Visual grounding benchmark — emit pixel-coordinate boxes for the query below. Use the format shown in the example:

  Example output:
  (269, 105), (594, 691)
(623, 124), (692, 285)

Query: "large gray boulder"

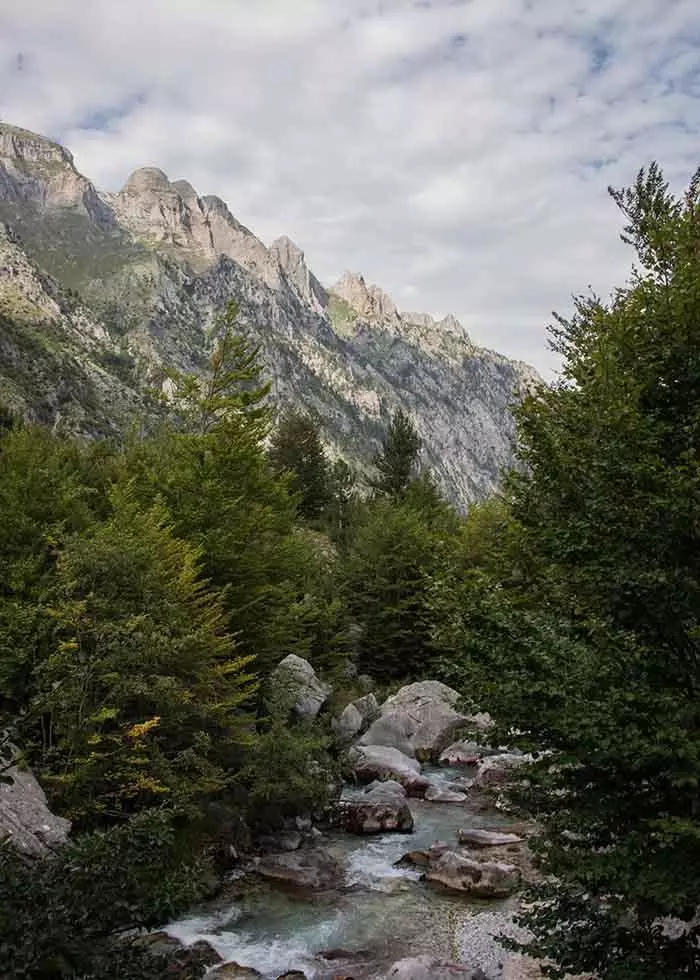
(269, 654), (330, 720)
(426, 850), (521, 898)
(363, 779), (407, 803)
(332, 692), (379, 742)
(385, 955), (478, 979)
(0, 746), (71, 857)
(346, 744), (431, 796)
(255, 846), (346, 890)
(330, 799), (413, 834)
(360, 681), (467, 760)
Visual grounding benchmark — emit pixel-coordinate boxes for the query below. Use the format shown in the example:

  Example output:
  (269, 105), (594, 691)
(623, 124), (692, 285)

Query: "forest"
(0, 166), (698, 980)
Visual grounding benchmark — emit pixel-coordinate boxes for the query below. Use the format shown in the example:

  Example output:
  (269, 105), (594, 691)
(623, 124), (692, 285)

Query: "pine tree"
(371, 408), (422, 499)
(268, 407), (332, 519)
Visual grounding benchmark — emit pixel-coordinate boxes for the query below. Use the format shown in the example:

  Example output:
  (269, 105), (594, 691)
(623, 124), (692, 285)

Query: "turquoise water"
(167, 768), (514, 978)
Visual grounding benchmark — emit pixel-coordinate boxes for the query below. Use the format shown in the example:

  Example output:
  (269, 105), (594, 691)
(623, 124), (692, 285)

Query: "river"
(166, 766), (523, 979)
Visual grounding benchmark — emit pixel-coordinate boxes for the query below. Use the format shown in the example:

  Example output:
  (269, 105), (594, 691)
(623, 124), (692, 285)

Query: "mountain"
(0, 121), (539, 505)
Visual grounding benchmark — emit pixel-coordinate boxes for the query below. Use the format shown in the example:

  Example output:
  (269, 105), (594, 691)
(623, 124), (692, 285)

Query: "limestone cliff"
(0, 121), (539, 505)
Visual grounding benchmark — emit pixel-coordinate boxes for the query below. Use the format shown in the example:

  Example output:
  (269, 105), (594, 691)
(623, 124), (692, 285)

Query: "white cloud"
(1, 0), (699, 375)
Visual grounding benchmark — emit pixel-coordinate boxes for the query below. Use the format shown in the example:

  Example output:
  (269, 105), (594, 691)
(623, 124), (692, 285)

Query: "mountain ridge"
(0, 120), (539, 505)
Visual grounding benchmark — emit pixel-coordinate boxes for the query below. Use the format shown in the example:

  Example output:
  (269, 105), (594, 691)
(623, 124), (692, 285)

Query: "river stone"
(207, 964), (263, 979)
(427, 850), (521, 898)
(385, 954), (477, 978)
(476, 753), (532, 786)
(269, 654), (330, 719)
(333, 703), (364, 741)
(439, 740), (482, 766)
(255, 847), (346, 890)
(0, 744), (71, 857)
(424, 784), (468, 803)
(458, 828), (523, 848)
(360, 681), (467, 760)
(346, 745), (431, 796)
(331, 799), (413, 834)
(364, 779), (407, 803)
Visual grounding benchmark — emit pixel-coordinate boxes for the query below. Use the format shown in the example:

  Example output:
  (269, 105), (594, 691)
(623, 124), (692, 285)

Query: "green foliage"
(268, 406), (333, 519)
(242, 712), (334, 831)
(343, 495), (457, 680)
(167, 300), (272, 436)
(32, 486), (256, 825)
(0, 809), (210, 980)
(371, 407), (422, 499)
(439, 164), (700, 978)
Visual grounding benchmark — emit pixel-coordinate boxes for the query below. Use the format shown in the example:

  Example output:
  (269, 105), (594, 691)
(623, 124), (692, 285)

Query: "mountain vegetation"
(0, 135), (698, 979)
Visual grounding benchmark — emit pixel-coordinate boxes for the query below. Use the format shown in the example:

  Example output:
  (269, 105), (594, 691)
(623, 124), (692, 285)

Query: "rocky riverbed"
(164, 675), (541, 980)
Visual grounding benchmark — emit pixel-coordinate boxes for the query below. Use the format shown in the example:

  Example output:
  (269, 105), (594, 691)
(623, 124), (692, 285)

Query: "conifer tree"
(371, 408), (422, 499)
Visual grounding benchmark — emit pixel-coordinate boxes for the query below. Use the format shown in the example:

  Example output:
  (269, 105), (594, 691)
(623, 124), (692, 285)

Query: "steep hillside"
(0, 121), (538, 504)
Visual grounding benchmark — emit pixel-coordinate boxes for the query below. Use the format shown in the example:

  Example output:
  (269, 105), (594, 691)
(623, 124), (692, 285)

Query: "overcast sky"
(2, 1), (700, 375)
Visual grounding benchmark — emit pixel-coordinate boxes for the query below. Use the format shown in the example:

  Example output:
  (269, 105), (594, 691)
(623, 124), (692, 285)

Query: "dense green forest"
(1, 166), (698, 979)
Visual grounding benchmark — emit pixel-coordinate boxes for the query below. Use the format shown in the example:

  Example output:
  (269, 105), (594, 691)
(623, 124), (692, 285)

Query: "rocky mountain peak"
(0, 122), (74, 167)
(332, 271), (398, 320)
(0, 121), (113, 228)
(270, 235), (327, 312)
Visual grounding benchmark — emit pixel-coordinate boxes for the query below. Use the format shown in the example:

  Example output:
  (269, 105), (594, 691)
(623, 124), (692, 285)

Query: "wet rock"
(258, 830), (303, 852)
(426, 850), (521, 898)
(276, 973), (308, 980)
(138, 932), (223, 977)
(330, 799), (413, 834)
(346, 744), (431, 796)
(255, 847), (346, 890)
(207, 964), (263, 980)
(363, 778), (407, 803)
(270, 654), (330, 719)
(439, 740), (482, 766)
(0, 743), (71, 857)
(385, 954), (477, 978)
(360, 681), (467, 760)
(396, 841), (450, 868)
(424, 784), (467, 803)
(457, 828), (523, 848)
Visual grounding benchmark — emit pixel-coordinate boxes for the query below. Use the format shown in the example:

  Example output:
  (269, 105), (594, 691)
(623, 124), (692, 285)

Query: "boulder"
(332, 692), (379, 742)
(439, 740), (482, 766)
(360, 681), (467, 760)
(139, 933), (222, 978)
(0, 745), (71, 857)
(363, 779), (407, 803)
(207, 964), (263, 979)
(331, 799), (413, 834)
(385, 954), (477, 978)
(269, 654), (330, 719)
(346, 745), (431, 796)
(457, 828), (523, 848)
(476, 753), (532, 787)
(255, 847), (346, 890)
(426, 850), (521, 898)
(424, 784), (467, 803)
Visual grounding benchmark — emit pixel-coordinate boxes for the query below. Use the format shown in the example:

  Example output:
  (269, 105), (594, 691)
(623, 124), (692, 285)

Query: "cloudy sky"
(2, 1), (699, 374)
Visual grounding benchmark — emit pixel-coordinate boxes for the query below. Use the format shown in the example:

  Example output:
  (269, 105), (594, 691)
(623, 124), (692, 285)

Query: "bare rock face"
(0, 745), (71, 858)
(270, 236), (327, 313)
(332, 271), (398, 320)
(360, 681), (467, 761)
(0, 122), (113, 227)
